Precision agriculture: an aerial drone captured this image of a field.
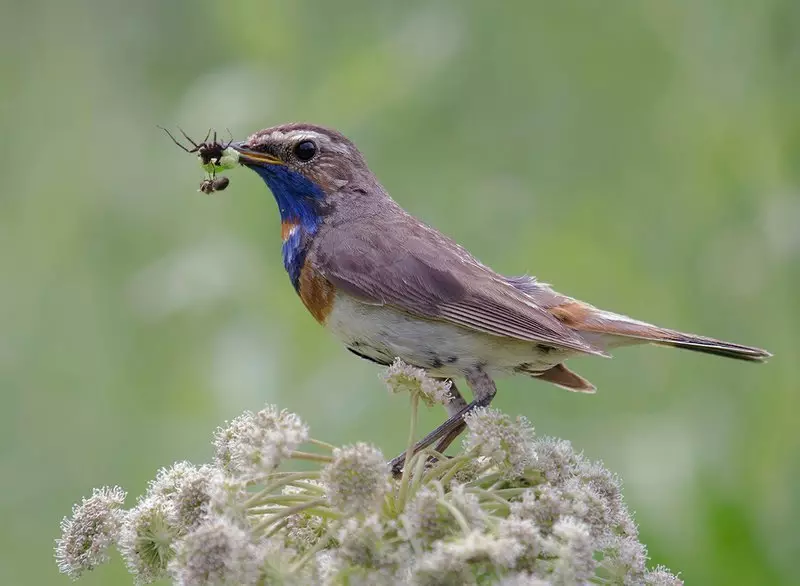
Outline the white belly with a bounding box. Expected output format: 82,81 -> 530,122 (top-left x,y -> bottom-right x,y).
325,292 -> 569,379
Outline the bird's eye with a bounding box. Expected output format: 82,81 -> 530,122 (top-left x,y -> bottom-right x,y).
294,140 -> 317,162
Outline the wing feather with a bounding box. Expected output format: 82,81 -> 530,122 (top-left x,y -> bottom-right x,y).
313,215 -> 605,356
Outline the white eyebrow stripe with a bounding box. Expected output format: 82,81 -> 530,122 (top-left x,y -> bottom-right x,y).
285,131 -> 351,155
248,129 -> 352,156
286,131 -> 323,143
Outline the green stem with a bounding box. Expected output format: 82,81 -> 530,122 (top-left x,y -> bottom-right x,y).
260,471 -> 309,478
290,451 -> 333,463
482,501 -> 510,515
428,448 -> 447,459
249,506 -> 286,514
397,394 -> 420,511
465,471 -> 504,488
437,498 -> 471,534
488,479 -> 504,491
522,470 -> 545,486
253,497 -> 327,533
424,455 -> 471,485
468,487 -> 513,507
274,497 -> 327,519
409,448 -> 429,495
245,472 -> 320,507
383,491 -> 397,518
252,506 -> 339,520
262,518 -> 288,540
256,494 -> 318,506
290,480 -> 324,494
307,438 -> 338,451
485,488 -> 528,498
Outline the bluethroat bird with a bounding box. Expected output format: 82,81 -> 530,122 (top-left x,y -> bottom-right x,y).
221,123 -> 770,475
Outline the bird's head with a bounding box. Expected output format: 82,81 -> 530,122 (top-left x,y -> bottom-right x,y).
231,123 -> 381,223
229,123 -> 386,287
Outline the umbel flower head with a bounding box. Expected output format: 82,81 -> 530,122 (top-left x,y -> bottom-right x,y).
55,362 -> 683,586
464,407 -> 536,477
118,495 -> 178,583
55,486 -> 126,579
147,461 -> 216,531
321,442 -> 390,515
169,517 -> 262,586
382,358 -> 453,406
213,405 -> 309,478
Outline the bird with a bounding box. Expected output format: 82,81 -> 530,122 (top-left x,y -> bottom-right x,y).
225,123 -> 771,474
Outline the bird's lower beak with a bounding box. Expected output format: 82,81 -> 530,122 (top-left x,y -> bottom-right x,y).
230,142 -> 283,166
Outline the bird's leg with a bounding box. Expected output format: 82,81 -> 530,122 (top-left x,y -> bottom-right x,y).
388,378 -> 464,475
444,380 -> 470,415
431,380 -> 469,454
432,420 -> 467,455
390,371 -> 497,477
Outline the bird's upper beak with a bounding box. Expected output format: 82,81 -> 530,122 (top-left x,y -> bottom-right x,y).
230,141 -> 284,166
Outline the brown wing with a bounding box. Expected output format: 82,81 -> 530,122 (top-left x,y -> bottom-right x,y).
313,214 -> 606,357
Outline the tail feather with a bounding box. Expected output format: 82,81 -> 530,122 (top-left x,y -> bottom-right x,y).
555,304 -> 773,363
650,334 -> 772,363
532,363 -> 596,393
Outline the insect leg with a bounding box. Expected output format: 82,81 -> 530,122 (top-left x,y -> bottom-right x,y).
157,126 -> 191,153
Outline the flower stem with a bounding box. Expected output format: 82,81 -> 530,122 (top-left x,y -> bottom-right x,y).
290,480 -> 325,494
245,472 -> 320,507
468,487 -> 513,506
410,449 -> 429,495
465,471 -> 503,488
253,497 -> 327,533
487,488 -> 528,498
256,494 -> 318,505
290,451 -> 333,463
438,498 -> 471,534
262,518 -> 288,539
307,438 -> 337,451
397,394 -> 419,511
424,454 -> 471,485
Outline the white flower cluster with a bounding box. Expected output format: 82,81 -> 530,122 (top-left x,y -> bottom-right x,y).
464,407 -> 537,477
382,358 -> 453,406
55,486 -> 126,579
213,405 -> 309,479
321,443 -> 391,515
55,366 -> 683,585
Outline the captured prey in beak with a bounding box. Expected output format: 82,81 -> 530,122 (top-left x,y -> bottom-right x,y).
159,126 -> 239,194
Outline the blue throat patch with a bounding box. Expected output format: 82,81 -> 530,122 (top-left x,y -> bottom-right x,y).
249,165 -> 325,288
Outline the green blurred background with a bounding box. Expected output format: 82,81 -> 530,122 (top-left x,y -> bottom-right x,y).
2,0 -> 798,584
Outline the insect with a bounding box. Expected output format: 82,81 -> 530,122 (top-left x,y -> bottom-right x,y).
198,175 -> 230,194
158,126 -> 233,166
160,126 -> 234,194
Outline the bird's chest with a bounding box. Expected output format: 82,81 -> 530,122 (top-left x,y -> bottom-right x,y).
296,259 -> 336,325
278,216 -> 340,326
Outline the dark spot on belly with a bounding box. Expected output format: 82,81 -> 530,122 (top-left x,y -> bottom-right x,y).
431,356 -> 443,369
536,344 -> 554,354
446,356 -> 458,364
